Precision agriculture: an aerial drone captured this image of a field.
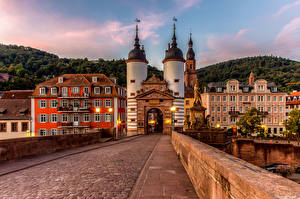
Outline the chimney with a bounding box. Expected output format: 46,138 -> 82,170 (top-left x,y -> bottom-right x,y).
249,72 -> 255,86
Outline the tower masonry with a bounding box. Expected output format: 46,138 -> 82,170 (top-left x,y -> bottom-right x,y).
126,25 -> 148,135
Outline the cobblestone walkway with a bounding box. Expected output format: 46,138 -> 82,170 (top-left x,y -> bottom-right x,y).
0,135 -> 160,199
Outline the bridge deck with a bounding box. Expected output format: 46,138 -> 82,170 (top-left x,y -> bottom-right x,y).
0,134 -> 198,199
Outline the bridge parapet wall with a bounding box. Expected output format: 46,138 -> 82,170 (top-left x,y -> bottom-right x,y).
0,132 -> 103,162
172,131 -> 300,199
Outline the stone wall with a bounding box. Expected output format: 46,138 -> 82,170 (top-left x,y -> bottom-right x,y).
0,132 -> 102,162
231,139 -> 300,169
172,131 -> 300,199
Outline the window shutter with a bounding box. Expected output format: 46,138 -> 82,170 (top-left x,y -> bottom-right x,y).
45,114 -> 48,122
38,115 -> 40,123
38,101 -> 41,108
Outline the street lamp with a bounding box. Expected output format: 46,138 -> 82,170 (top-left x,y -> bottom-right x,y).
108,107 -> 115,140
170,106 -> 176,131
96,107 -> 100,131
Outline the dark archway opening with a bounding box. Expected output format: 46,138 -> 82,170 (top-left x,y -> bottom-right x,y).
147,108 -> 163,134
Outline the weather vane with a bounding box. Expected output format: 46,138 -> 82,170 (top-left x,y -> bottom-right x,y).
135,18 -> 141,31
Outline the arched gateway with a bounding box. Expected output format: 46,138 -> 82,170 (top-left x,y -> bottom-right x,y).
146,108 -> 163,134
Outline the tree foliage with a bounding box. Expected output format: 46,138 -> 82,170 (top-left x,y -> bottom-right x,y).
197,56 -> 300,92
237,107 -> 264,136
284,109 -> 300,138
0,44 -> 163,90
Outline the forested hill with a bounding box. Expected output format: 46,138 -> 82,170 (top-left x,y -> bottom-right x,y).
0,44 -> 162,90
197,56 -> 300,92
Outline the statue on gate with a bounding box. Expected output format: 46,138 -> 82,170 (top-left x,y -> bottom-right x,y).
193,81 -> 202,107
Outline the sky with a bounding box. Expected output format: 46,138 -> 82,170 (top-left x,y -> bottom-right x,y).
0,0 -> 300,69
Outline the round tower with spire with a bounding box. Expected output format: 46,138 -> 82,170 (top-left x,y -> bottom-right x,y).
163,20 -> 185,129
184,33 -> 198,88
126,23 -> 148,135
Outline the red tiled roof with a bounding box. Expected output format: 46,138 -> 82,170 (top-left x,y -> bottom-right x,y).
286,91 -> 300,105
1,90 -> 33,99
288,91 -> 300,97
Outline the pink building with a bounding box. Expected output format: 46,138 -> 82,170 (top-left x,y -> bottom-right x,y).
286,91 -> 300,114
201,73 -> 287,135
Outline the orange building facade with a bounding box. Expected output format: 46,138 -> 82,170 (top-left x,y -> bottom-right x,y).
31,74 -> 126,136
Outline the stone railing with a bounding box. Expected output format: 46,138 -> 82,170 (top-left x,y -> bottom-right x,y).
172,131 -> 300,199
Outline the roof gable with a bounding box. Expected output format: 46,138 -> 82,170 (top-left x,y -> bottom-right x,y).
136,89 -> 174,100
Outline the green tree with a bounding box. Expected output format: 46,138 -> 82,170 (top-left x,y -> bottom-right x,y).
237,107 -> 264,136
284,109 -> 300,140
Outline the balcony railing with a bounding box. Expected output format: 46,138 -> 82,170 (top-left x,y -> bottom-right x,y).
57,106 -> 90,112
57,122 -> 91,128
258,111 -> 268,116
58,93 -> 90,98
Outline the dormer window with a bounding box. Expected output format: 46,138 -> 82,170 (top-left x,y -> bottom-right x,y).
58,77 -> 64,83
272,87 -> 277,92
145,87 -> 149,91
105,87 -> 111,94
71,87 -> 80,93
51,87 -> 57,95
40,87 -> 46,95
230,85 -> 236,91
243,87 -> 249,92
258,85 -> 264,91
216,87 -> 222,92
92,77 -> 97,82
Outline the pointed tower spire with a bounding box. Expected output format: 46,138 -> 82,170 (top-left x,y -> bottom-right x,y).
188,33 -> 193,47
186,32 -> 195,60
134,24 -> 140,49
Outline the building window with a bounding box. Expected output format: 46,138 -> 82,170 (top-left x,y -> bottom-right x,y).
230,106 -> 236,111
62,87 -> 68,97
279,106 -> 283,113
83,100 -> 90,108
244,96 -> 248,102
223,117 -> 227,122
223,96 -> 226,101
211,107 -> 215,112
272,87 -> 278,92
50,100 -> 58,108
267,96 -> 271,102
267,107 -> 271,113
217,96 -> 220,102
186,100 -> 190,105
273,106 -> 277,113
130,108 -> 135,111
230,96 -> 236,102
223,107 -> 227,112
160,87 -> 163,91
239,107 -> 243,113
105,87 -> 111,94
130,93 -> 135,96
217,107 -> 220,112
39,129 -> 47,136
39,114 -> 47,123
50,114 -> 57,123
145,87 -> 149,91
39,100 -> 47,108
258,96 -> 264,102
40,87 -> 46,95
83,87 -> 89,95
174,79 -> 179,83
50,129 -> 57,136
104,99 -> 112,107
71,87 -> 80,93
258,107 -> 263,112
279,96 -> 283,102
211,96 -> 215,101
211,116 -> 215,122
62,114 -> 68,122
0,123 -> 6,132
93,99 -> 101,107
94,87 -> 100,94
230,117 -> 236,122
243,87 -> 249,92
11,122 -> 18,132
22,122 -> 28,132
61,100 -> 68,108
239,96 -> 242,102
251,96 -> 254,101
51,87 -> 57,95
230,85 -> 236,91
131,119 -> 136,122
245,106 -> 249,112
84,114 -> 90,122
186,109 -> 190,114
92,76 -> 97,82
258,85 -> 264,91
217,117 -> 220,122
130,80 -> 135,83
105,113 -> 112,122
174,92 -> 179,96
58,77 -> 64,83
73,99 -> 80,107
273,96 -> 277,102
217,87 -> 222,92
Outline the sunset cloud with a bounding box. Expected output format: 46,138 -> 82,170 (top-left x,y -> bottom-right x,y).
274,0 -> 300,16
174,0 -> 203,9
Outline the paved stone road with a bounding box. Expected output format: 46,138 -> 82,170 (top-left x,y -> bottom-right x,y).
0,135 -> 161,199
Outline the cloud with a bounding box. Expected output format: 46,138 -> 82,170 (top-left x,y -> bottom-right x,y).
174,0 -> 202,9
0,0 -> 165,60
274,0 -> 300,16
234,29 -> 250,40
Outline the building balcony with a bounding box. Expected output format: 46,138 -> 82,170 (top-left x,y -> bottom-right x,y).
229,111 -> 240,117
58,93 -> 90,98
57,122 -> 91,128
57,106 -> 90,112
